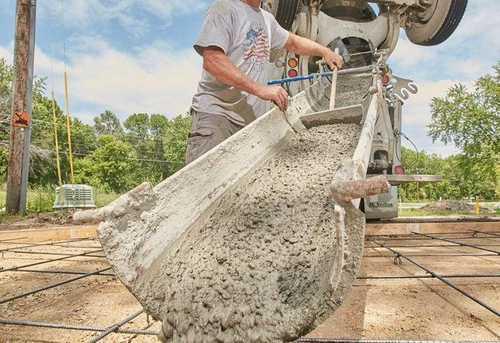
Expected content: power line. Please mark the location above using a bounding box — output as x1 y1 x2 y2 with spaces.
61 150 184 165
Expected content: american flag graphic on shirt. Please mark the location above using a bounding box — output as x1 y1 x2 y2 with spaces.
243 27 270 64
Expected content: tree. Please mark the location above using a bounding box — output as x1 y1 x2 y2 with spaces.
429 63 499 158
428 62 499 200
1 56 195 195
75 135 140 193
150 114 169 178
0 59 70 185
0 58 46 141
0 58 13 124
124 113 150 140
94 110 123 136
27 80 97 185
400 147 455 201
163 113 192 174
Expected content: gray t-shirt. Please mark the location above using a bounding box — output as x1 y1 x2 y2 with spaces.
192 0 290 126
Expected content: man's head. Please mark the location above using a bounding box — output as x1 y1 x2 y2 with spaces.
243 0 262 9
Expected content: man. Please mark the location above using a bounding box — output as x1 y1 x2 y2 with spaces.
185 0 343 163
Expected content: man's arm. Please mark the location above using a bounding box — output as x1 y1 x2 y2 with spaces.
285 33 344 70
203 47 289 111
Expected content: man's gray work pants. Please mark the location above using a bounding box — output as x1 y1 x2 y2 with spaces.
185 110 244 164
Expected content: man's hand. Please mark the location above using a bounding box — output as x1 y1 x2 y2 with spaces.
323 48 344 71
256 85 289 111
202 48 290 112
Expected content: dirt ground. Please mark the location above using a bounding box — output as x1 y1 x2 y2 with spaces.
309 237 500 341
0 231 499 342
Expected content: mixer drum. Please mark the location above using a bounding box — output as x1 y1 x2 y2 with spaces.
405 0 468 46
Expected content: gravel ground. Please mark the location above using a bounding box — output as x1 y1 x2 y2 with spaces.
0 233 499 342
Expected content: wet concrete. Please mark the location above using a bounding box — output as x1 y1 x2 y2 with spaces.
131 124 362 342
307 73 373 112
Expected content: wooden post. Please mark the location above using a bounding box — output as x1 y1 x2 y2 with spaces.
6 0 37 214
64 71 75 184
51 91 62 186
329 48 340 110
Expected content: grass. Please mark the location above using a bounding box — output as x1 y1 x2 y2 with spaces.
399 208 500 217
0 187 55 213
0 186 120 223
0 183 497 222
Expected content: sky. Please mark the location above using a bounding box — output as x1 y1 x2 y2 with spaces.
0 0 499 157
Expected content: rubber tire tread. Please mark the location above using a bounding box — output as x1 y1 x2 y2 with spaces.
275 0 300 31
420 0 468 46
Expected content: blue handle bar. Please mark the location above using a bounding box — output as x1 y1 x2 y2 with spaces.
267 65 374 86
267 72 333 85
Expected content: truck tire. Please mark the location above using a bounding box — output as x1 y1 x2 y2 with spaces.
405 0 467 46
273 0 300 30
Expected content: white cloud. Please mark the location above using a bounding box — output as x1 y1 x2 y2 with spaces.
451 0 500 45
400 78 479 157
445 58 492 81
0 45 13 64
67 40 202 118
390 37 436 68
389 1 499 156
390 1 499 80
0 39 202 121
402 80 458 126
38 0 210 35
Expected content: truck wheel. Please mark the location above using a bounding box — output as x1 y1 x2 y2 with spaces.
272 0 300 30
405 0 468 46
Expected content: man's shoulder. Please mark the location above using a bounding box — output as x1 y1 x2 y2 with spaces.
209 0 238 16
261 8 276 22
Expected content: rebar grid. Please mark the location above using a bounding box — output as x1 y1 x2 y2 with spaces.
368 230 500 317
365 230 500 239
476 231 500 238
0 236 28 242
88 310 145 342
0 237 94 253
0 248 103 273
297 339 500 343
0 266 112 305
0 238 158 341
0 231 499 342
365 243 500 248
0 318 159 336
3 249 105 257
411 232 500 255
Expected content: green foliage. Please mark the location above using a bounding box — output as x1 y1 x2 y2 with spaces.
94 110 123 136
0 184 55 214
0 186 119 216
2 57 498 211
75 135 140 193
0 147 7 183
400 147 498 202
27 185 56 213
428 62 499 199
0 58 193 213
163 114 192 174
0 58 13 124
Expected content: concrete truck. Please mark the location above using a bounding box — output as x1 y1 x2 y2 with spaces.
78 1 467 341
263 0 466 219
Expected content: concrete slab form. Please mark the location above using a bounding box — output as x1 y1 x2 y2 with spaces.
0 224 97 242
0 222 498 342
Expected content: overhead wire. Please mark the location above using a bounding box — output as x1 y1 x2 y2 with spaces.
4 0 187 173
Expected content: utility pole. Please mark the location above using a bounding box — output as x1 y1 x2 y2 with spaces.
6 0 37 214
